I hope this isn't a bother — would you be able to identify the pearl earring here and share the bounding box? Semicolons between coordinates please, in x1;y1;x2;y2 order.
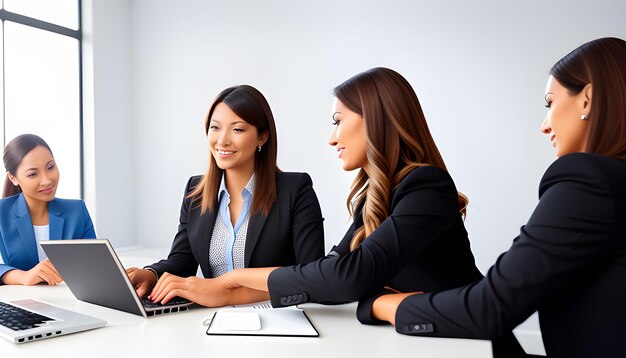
257;146;262;152
581;114;588;120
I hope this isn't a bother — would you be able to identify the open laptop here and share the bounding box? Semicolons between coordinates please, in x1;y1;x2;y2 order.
40;239;194;317
0;299;105;344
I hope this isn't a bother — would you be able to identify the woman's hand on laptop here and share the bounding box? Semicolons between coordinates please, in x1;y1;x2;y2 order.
126;267;158;298
148;272;233;306
148;271;270;307
1;259;63;286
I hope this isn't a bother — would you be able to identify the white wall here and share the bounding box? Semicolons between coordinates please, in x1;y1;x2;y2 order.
120;0;626;268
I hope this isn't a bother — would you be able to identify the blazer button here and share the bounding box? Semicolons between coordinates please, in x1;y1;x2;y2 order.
411;323;434;333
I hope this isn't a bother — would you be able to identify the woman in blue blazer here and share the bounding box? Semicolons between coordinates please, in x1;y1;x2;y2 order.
0;134;96;285
368;38;626;358
126;85;325;297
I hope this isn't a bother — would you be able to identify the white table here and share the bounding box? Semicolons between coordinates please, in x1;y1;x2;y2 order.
1;253;494;358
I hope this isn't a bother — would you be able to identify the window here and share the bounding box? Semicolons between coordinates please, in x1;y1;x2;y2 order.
0;0;83;198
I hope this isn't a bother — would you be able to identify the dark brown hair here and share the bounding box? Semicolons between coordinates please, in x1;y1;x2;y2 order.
334;67;468;250
550;37;626;158
3;134;54;198
188;85;280;215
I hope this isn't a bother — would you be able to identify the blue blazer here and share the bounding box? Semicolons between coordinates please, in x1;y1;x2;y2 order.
0;193;96;281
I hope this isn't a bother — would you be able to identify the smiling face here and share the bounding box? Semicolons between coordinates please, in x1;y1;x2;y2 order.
208;102;268;176
8;145;59;205
328;98;368;171
540;76;592;157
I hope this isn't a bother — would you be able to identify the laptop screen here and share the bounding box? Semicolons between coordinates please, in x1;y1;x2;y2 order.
41;239;146;316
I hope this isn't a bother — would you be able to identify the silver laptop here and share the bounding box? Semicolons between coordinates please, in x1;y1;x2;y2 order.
0;299;105;344
40;239;194;317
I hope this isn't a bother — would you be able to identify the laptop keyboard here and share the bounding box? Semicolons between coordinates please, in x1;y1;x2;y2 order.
0;302;55;331
141;296;191;308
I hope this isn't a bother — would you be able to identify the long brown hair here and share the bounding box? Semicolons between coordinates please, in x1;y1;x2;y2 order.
3;134;54;198
334;67;468;251
550;37;626;159
188;85;281;215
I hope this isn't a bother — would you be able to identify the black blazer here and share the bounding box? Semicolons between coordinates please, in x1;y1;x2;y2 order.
148;172;325;278
267;166;483;306
392;153;626;358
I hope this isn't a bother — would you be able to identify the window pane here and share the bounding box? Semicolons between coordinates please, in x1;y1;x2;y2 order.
4;0;79;30
4;22;81;199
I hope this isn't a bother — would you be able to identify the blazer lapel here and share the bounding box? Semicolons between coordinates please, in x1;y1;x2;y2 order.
14;194;39;266
194;206;218;277
48;199;65;240
244;203;276;267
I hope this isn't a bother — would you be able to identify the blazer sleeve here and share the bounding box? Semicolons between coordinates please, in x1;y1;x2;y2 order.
267;166;463;307
0;204;14;279
147;177;200;278
0;265;15;283
79;200;96;238
393;153;619;339
290;173;325;264
0;261;16;283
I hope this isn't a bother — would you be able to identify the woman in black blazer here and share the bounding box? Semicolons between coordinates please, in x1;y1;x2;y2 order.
368;37;626;358
127;85;325;297
149;68;523;355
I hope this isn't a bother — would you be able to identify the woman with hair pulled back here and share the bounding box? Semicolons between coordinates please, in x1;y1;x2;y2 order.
369;37;626;358
0;134;96;285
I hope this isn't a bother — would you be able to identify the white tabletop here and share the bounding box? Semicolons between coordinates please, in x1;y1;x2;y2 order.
0;254;494;358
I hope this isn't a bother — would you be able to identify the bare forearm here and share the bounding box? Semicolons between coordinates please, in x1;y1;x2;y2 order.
229;287;271;305
227;267;279;292
372;293;419;326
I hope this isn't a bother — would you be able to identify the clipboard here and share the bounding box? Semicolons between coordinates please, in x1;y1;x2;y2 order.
206;306;319;337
